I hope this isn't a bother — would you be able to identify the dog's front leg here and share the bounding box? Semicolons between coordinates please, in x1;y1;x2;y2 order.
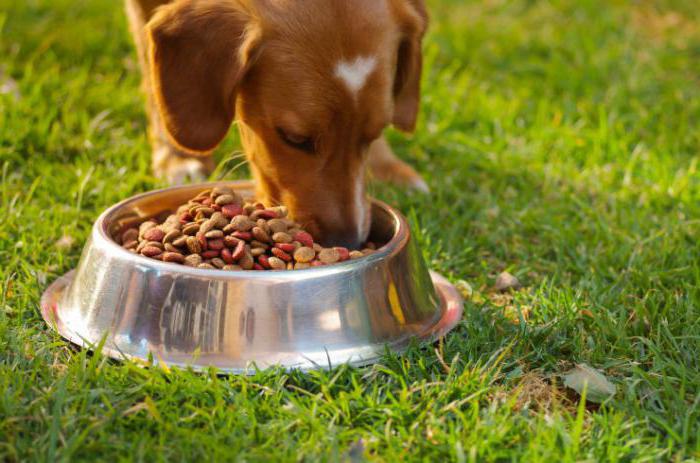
367;136;429;192
125;0;215;184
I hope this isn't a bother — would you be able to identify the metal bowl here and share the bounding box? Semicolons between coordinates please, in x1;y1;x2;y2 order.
41;181;462;373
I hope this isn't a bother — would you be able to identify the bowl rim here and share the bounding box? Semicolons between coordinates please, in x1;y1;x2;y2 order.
93;181;411;280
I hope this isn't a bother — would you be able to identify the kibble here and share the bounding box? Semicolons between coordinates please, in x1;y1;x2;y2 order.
118;187;376;271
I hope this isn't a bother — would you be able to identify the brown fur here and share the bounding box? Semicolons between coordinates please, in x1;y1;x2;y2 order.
127;0;428;247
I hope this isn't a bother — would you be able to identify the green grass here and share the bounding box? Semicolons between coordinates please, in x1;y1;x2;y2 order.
1;0;699;460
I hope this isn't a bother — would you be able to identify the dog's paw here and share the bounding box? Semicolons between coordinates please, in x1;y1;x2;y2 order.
369;158;430;193
152;146;214;185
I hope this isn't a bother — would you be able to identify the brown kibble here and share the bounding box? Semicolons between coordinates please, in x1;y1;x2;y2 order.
212;186;235;197
267;219;288;234
143;227;166;242
121;228;139;244
231;215;255;232
164;243;180;253
210;212;228;228
144;241;164;250
313;243;323;253
239;250;254;270
272;232;292;244
195;206;215;217
294;262;311;270
163;229;182;243
223;265;243;271
318;248;340;264
199;219;216;235
256;218;270;234
172;236;188;247
204;230;224;239
162;252;185;264
252;226;271;243
215;194;236;206
349;250;364;260
184;254;203;267
210;258;226;269
268;256;286;270
141;246;163;258
182;223;200;235
186;236;202;254
123;239;138;250
294;246;316;263
250;247;265;257
197;263;216;269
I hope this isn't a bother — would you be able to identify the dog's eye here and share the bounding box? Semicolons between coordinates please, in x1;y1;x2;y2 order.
276;127;314;154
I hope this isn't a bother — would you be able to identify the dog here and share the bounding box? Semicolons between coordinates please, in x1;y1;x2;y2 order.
126;0;428;248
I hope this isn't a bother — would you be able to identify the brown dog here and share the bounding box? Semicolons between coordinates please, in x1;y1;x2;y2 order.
126;0;428;247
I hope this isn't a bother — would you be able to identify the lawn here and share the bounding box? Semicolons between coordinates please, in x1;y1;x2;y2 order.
1;0;699;460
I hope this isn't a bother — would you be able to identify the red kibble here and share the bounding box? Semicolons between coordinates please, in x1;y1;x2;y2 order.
201;197;212;206
231;240;246;260
201;250;220;259
311;260;325;267
221;248;234;265
293;231;314;248
143;228;165;242
257;210;278;219
179;212;193;224
274;243;296;253
271;247;292;262
253;263;264;271
211;204;222;211
334;247;350;262
208;239;224;251
222;203;244;219
232;231;252;241
258;254;271;269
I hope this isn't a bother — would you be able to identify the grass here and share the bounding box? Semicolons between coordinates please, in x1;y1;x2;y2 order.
1;0;699;460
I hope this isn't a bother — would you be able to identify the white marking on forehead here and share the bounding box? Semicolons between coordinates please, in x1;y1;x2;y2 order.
334;56;377;99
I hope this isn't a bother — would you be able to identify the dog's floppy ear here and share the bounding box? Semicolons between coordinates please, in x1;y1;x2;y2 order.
147;0;261;153
392;0;428;133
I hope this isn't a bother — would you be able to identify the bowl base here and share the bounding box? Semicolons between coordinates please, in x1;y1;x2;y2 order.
41;270;463;373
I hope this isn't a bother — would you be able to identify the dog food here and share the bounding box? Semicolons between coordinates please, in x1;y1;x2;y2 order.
118;186;376;270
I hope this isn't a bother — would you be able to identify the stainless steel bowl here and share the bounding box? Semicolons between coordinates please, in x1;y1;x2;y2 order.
41;181;462;373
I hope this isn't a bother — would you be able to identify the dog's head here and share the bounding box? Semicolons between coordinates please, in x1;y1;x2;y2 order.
147;0;427;247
